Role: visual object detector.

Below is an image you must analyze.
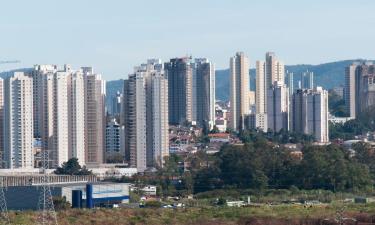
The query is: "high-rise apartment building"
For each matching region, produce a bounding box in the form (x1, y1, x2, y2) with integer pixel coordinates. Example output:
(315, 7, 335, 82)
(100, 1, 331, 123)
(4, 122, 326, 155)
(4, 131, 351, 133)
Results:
(286, 71, 294, 94)
(291, 87, 329, 143)
(345, 62, 375, 118)
(84, 68, 106, 166)
(105, 118, 125, 161)
(123, 75, 146, 171)
(67, 70, 86, 165)
(230, 52, 250, 131)
(193, 58, 216, 130)
(0, 78, 4, 167)
(265, 52, 285, 87)
(165, 57, 193, 125)
(4, 72, 34, 168)
(255, 60, 267, 131)
(267, 82, 289, 132)
(31, 64, 58, 138)
(123, 59, 169, 172)
(301, 70, 314, 89)
(150, 65, 169, 167)
(111, 91, 122, 117)
(40, 70, 69, 168)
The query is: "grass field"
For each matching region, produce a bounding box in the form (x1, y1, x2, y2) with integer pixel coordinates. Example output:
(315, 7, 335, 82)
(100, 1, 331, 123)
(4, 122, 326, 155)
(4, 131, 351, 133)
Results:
(5, 202, 375, 225)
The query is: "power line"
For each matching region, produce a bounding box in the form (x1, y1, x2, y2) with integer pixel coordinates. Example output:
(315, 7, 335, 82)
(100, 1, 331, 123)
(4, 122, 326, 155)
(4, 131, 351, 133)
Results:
(37, 151, 58, 225)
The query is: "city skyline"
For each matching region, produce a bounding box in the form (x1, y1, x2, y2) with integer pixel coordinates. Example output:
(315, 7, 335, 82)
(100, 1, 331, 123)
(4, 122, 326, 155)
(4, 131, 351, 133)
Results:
(1, 0, 375, 79)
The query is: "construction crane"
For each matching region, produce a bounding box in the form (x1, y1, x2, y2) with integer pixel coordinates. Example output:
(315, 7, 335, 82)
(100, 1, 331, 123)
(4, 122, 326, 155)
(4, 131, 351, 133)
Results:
(0, 60, 20, 65)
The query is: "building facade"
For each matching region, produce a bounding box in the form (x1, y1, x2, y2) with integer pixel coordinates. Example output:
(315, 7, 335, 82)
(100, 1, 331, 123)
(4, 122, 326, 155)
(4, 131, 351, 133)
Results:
(105, 119, 124, 160)
(255, 60, 267, 131)
(291, 87, 329, 143)
(31, 64, 58, 138)
(4, 72, 34, 168)
(123, 60, 169, 172)
(265, 52, 285, 87)
(193, 58, 216, 130)
(84, 69, 106, 166)
(67, 71, 86, 165)
(230, 52, 250, 131)
(165, 57, 193, 125)
(267, 82, 289, 132)
(301, 70, 314, 89)
(345, 62, 375, 118)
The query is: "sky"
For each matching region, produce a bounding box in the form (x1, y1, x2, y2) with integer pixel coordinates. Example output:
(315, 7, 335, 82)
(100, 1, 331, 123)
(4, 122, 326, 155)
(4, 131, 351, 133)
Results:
(1, 0, 375, 80)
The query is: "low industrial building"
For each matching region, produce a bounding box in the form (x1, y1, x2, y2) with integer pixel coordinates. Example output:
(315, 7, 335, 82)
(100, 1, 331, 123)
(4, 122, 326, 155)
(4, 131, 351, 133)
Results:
(5, 182, 130, 210)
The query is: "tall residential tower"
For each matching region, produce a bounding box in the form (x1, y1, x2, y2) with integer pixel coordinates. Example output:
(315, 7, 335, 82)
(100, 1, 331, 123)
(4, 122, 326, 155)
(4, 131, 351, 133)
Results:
(230, 52, 250, 131)
(4, 72, 34, 168)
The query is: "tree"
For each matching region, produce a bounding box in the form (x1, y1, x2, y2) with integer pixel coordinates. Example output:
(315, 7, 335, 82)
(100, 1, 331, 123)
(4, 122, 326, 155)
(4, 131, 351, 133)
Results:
(53, 197, 71, 210)
(54, 158, 92, 175)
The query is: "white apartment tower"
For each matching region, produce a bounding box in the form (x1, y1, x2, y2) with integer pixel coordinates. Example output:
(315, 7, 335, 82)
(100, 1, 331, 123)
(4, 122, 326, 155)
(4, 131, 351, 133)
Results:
(124, 73, 147, 172)
(230, 52, 250, 131)
(40, 69, 69, 168)
(345, 64, 357, 118)
(265, 52, 285, 87)
(84, 68, 106, 166)
(291, 87, 329, 143)
(4, 72, 34, 168)
(67, 70, 86, 165)
(150, 68, 169, 167)
(255, 60, 268, 130)
(123, 59, 169, 171)
(267, 82, 289, 132)
(32, 64, 58, 138)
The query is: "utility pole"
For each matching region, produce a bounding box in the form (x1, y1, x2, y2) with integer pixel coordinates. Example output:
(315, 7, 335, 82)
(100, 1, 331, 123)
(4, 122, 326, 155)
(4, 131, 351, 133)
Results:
(0, 176, 9, 225)
(37, 151, 58, 225)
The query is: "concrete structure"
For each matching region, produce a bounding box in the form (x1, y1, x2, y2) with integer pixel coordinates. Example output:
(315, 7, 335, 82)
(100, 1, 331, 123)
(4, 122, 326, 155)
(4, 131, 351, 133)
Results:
(230, 52, 250, 131)
(40, 68, 69, 168)
(84, 69, 106, 166)
(123, 59, 169, 171)
(86, 166, 137, 179)
(67, 70, 86, 165)
(123, 74, 147, 172)
(286, 71, 294, 94)
(345, 62, 375, 118)
(193, 58, 216, 130)
(5, 182, 129, 210)
(165, 57, 193, 125)
(265, 52, 284, 87)
(328, 114, 354, 124)
(111, 91, 122, 117)
(255, 60, 267, 131)
(246, 113, 268, 131)
(4, 72, 34, 169)
(291, 87, 329, 143)
(332, 86, 344, 98)
(0, 78, 4, 167)
(301, 70, 314, 89)
(249, 91, 255, 106)
(31, 64, 58, 138)
(0, 174, 97, 186)
(150, 65, 169, 167)
(215, 106, 228, 132)
(267, 82, 289, 132)
(105, 119, 125, 161)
